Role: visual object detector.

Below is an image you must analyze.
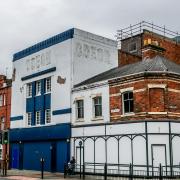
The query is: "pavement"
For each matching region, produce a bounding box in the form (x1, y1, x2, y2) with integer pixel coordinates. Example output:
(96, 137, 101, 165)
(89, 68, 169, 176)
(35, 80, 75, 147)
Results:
(0, 169, 80, 180)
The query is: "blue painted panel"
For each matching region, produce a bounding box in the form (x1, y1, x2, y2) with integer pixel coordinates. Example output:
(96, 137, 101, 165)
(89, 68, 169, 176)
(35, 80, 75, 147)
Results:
(26, 98, 34, 112)
(23, 142, 51, 171)
(41, 79, 45, 125)
(32, 82, 36, 125)
(35, 96, 44, 111)
(21, 67, 56, 81)
(10, 116, 23, 121)
(45, 94, 51, 109)
(41, 79, 45, 95)
(56, 141, 70, 172)
(32, 82, 36, 97)
(9, 123, 71, 142)
(52, 108, 71, 115)
(13, 29, 74, 61)
(11, 144, 20, 169)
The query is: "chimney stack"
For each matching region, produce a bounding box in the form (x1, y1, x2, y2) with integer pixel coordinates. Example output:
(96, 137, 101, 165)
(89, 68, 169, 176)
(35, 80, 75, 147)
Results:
(142, 38, 166, 59)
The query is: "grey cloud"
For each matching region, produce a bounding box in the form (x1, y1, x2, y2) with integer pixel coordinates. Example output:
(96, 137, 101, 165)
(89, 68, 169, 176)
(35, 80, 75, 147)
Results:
(0, 0, 179, 77)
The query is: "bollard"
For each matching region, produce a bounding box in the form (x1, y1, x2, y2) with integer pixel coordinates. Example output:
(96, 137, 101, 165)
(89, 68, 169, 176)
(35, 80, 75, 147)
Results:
(40, 158, 44, 179)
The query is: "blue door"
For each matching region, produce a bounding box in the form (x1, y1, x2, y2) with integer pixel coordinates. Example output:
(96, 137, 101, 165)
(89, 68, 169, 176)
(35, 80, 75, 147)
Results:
(23, 142, 51, 171)
(56, 141, 70, 172)
(11, 147, 19, 169)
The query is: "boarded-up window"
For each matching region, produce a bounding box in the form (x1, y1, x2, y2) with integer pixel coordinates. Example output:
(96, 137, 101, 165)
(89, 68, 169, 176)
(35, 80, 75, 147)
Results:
(149, 88, 165, 112)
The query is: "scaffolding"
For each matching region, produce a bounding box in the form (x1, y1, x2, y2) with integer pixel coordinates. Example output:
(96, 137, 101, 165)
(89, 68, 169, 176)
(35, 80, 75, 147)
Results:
(117, 21, 180, 47)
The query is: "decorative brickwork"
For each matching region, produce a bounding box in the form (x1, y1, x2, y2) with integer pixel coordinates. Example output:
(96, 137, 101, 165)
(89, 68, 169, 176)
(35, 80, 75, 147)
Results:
(109, 76, 180, 121)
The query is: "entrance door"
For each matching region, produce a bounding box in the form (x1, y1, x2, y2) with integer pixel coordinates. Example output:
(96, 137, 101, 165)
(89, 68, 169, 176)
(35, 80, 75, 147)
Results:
(12, 147, 19, 169)
(50, 143, 57, 172)
(152, 144, 167, 175)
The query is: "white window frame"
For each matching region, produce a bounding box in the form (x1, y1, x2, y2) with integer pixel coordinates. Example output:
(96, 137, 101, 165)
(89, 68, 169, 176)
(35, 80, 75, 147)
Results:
(35, 111, 41, 125)
(45, 109, 51, 124)
(76, 100, 84, 120)
(26, 83, 32, 98)
(93, 96, 102, 118)
(36, 81, 41, 96)
(122, 91, 134, 115)
(0, 95, 3, 106)
(45, 77, 51, 93)
(27, 112, 32, 126)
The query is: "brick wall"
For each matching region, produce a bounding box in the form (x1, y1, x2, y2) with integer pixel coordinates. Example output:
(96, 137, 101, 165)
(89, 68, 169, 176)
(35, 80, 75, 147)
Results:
(118, 30, 180, 66)
(109, 76, 180, 121)
(118, 50, 142, 66)
(143, 31, 180, 65)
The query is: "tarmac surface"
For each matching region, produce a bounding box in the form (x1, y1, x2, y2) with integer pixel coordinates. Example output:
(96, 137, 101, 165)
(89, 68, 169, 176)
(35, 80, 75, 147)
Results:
(0, 169, 79, 180)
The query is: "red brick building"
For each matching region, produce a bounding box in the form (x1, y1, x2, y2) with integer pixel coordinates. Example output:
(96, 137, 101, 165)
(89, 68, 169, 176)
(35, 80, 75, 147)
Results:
(111, 22, 180, 121)
(110, 45, 180, 121)
(0, 75, 11, 161)
(118, 22, 180, 66)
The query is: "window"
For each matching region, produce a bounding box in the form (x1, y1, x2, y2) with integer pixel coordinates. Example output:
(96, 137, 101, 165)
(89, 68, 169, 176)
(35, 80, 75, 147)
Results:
(129, 42, 137, 53)
(46, 77, 51, 93)
(0, 95, 3, 106)
(36, 81, 41, 96)
(27, 112, 32, 126)
(93, 96, 102, 117)
(35, 111, 41, 125)
(76, 100, 84, 119)
(45, 109, 51, 124)
(0, 145, 2, 160)
(26, 83, 32, 97)
(122, 92, 134, 114)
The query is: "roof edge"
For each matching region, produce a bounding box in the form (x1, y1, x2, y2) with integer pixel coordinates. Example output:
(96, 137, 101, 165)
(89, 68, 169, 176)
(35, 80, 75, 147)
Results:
(13, 28, 74, 62)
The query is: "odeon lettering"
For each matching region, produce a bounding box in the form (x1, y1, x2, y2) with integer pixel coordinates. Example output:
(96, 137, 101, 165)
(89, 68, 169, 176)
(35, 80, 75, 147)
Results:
(26, 51, 51, 72)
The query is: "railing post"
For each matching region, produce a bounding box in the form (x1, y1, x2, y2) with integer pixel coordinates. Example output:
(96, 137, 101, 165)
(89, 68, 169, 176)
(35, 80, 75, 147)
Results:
(129, 163, 133, 180)
(159, 163, 163, 180)
(104, 163, 107, 180)
(83, 164, 85, 179)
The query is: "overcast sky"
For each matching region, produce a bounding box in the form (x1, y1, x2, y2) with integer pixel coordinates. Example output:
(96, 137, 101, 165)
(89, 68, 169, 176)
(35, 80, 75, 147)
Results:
(1, 0, 180, 77)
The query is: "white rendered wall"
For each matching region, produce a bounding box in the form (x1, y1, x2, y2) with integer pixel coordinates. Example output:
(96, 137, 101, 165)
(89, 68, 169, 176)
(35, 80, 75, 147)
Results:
(72, 29, 118, 85)
(11, 28, 118, 129)
(11, 39, 73, 129)
(72, 121, 180, 170)
(72, 84, 110, 126)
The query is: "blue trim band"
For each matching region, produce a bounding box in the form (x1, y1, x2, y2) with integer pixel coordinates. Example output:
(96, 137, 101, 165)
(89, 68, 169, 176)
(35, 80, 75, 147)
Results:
(13, 28, 74, 61)
(10, 116, 23, 121)
(21, 67, 56, 81)
(9, 123, 71, 142)
(52, 108, 71, 115)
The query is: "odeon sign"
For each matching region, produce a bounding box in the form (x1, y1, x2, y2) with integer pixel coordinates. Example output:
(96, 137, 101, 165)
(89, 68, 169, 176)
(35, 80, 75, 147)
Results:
(26, 50, 51, 72)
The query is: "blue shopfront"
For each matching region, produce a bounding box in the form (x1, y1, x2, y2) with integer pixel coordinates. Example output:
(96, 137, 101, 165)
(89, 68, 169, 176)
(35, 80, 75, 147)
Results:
(9, 123, 71, 172)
